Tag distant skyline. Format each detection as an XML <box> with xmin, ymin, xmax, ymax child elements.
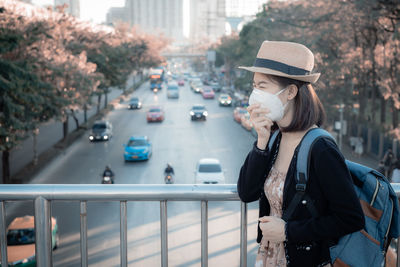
<box><xmin>32</xmin><ymin>0</ymin><xmax>125</xmax><ymax>23</ymax></box>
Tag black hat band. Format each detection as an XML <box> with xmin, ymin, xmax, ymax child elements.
<box><xmin>253</xmin><ymin>58</ymin><xmax>310</xmax><ymax>76</ymax></box>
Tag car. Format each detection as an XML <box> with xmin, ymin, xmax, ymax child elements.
<box><xmin>147</xmin><ymin>106</ymin><xmax>165</xmax><ymax>122</ymax></box>
<box><xmin>128</xmin><ymin>97</ymin><xmax>142</xmax><ymax>109</ymax></box>
<box><xmin>218</xmin><ymin>94</ymin><xmax>232</xmax><ymax>106</ymax></box>
<box><xmin>195</xmin><ymin>158</ymin><xmax>225</xmax><ymax>184</ymax></box>
<box><xmin>201</xmin><ymin>87</ymin><xmax>215</xmax><ymax>99</ymax></box>
<box><xmin>191</xmin><ymin>81</ymin><xmax>203</xmax><ymax>93</ymax></box>
<box><xmin>5</xmin><ymin>215</ymin><xmax>58</xmax><ymax>266</ymax></box>
<box><xmin>209</xmin><ymin>82</ymin><xmax>222</xmax><ymax>92</ymax></box>
<box><xmin>177</xmin><ymin>79</ymin><xmax>185</xmax><ymax>86</ymax></box>
<box><xmin>89</xmin><ymin>121</ymin><xmax>113</xmax><ymax>141</ymax></box>
<box><xmin>241</xmin><ymin>112</ymin><xmax>253</xmax><ymax>131</ymax></box>
<box><xmin>190</xmin><ymin>105</ymin><xmax>208</xmax><ymax>121</ymax></box>
<box><xmin>233</xmin><ymin>107</ymin><xmax>247</xmax><ymax>123</ymax></box>
<box><xmin>124</xmin><ymin>136</ymin><xmax>152</xmax><ymax>161</ymax></box>
<box><xmin>167</xmin><ymin>83</ymin><xmax>179</xmax><ymax>99</ymax></box>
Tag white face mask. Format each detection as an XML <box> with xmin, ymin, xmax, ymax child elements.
<box><xmin>248</xmin><ymin>88</ymin><xmax>288</xmax><ymax>122</ymax></box>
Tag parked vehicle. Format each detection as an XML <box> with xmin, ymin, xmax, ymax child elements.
<box><xmin>147</xmin><ymin>106</ymin><xmax>165</xmax><ymax>122</ymax></box>
<box><xmin>128</xmin><ymin>97</ymin><xmax>142</xmax><ymax>109</ymax></box>
<box><xmin>5</xmin><ymin>216</ymin><xmax>58</xmax><ymax>266</ymax></box>
<box><xmin>89</xmin><ymin>121</ymin><xmax>112</xmax><ymax>141</ymax></box>
<box><xmin>195</xmin><ymin>158</ymin><xmax>225</xmax><ymax>184</ymax></box>
<box><xmin>190</xmin><ymin>105</ymin><xmax>208</xmax><ymax>121</ymax></box>
<box><xmin>124</xmin><ymin>136</ymin><xmax>152</xmax><ymax>161</ymax></box>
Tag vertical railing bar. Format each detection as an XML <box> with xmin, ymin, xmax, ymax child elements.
<box><xmin>160</xmin><ymin>200</ymin><xmax>168</xmax><ymax>267</ymax></box>
<box><xmin>34</xmin><ymin>196</ymin><xmax>52</xmax><ymax>267</ymax></box>
<box><xmin>201</xmin><ymin>200</ymin><xmax>208</xmax><ymax>267</ymax></box>
<box><xmin>120</xmin><ymin>201</ymin><xmax>127</xmax><ymax>267</ymax></box>
<box><xmin>240</xmin><ymin>202</ymin><xmax>247</xmax><ymax>267</ymax></box>
<box><xmin>80</xmin><ymin>201</ymin><xmax>88</xmax><ymax>267</ymax></box>
<box><xmin>0</xmin><ymin>201</ymin><xmax>7</xmax><ymax>267</ymax></box>
<box><xmin>396</xmin><ymin>237</ymin><xmax>400</xmax><ymax>267</ymax></box>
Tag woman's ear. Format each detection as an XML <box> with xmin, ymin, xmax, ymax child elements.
<box><xmin>287</xmin><ymin>84</ymin><xmax>298</xmax><ymax>100</ymax></box>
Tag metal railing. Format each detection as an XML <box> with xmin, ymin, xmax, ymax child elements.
<box><xmin>0</xmin><ymin>184</ymin><xmax>246</xmax><ymax>267</ymax></box>
<box><xmin>1</xmin><ymin>183</ymin><xmax>400</xmax><ymax>267</ymax></box>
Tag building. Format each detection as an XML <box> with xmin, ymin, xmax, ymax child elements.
<box><xmin>106</xmin><ymin>7</ymin><xmax>128</xmax><ymax>26</ymax></box>
<box><xmin>189</xmin><ymin>0</ymin><xmax>225</xmax><ymax>43</ymax></box>
<box><xmin>125</xmin><ymin>0</ymin><xmax>183</xmax><ymax>41</ymax></box>
<box><xmin>225</xmin><ymin>0</ymin><xmax>265</xmax><ymax>17</ymax></box>
<box><xmin>54</xmin><ymin>0</ymin><xmax>80</xmax><ymax>18</ymax></box>
<box><xmin>225</xmin><ymin>0</ymin><xmax>266</xmax><ymax>32</ymax></box>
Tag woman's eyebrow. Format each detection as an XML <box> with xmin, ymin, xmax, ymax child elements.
<box><xmin>253</xmin><ymin>81</ymin><xmax>268</xmax><ymax>86</ymax></box>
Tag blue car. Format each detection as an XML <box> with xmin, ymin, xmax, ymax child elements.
<box><xmin>124</xmin><ymin>136</ymin><xmax>152</xmax><ymax>161</ymax></box>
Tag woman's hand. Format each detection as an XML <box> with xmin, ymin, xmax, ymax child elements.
<box><xmin>248</xmin><ymin>104</ymin><xmax>274</xmax><ymax>150</ymax></box>
<box><xmin>259</xmin><ymin>216</ymin><xmax>286</xmax><ymax>243</ymax></box>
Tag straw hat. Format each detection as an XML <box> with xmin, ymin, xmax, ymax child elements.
<box><xmin>239</xmin><ymin>41</ymin><xmax>320</xmax><ymax>83</ymax></box>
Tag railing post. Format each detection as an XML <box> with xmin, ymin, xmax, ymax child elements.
<box><xmin>80</xmin><ymin>201</ymin><xmax>88</xmax><ymax>267</ymax></box>
<box><xmin>120</xmin><ymin>201</ymin><xmax>127</xmax><ymax>267</ymax></box>
<box><xmin>0</xmin><ymin>201</ymin><xmax>7</xmax><ymax>267</ymax></box>
<box><xmin>240</xmin><ymin>202</ymin><xmax>247</xmax><ymax>267</ymax></box>
<box><xmin>34</xmin><ymin>196</ymin><xmax>52</xmax><ymax>267</ymax></box>
<box><xmin>397</xmin><ymin>237</ymin><xmax>400</xmax><ymax>267</ymax></box>
<box><xmin>160</xmin><ymin>200</ymin><xmax>168</xmax><ymax>267</ymax></box>
<box><xmin>201</xmin><ymin>200</ymin><xmax>208</xmax><ymax>267</ymax></box>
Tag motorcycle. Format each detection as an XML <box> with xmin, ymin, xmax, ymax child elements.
<box><xmin>102</xmin><ymin>175</ymin><xmax>114</xmax><ymax>184</ymax></box>
<box><xmin>153</xmin><ymin>88</ymin><xmax>159</xmax><ymax>94</ymax></box>
<box><xmin>164</xmin><ymin>173</ymin><xmax>174</xmax><ymax>184</ymax></box>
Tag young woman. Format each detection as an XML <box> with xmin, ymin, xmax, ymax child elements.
<box><xmin>237</xmin><ymin>41</ymin><xmax>364</xmax><ymax>267</ymax></box>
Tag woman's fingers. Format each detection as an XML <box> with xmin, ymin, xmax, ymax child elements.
<box><xmin>249</xmin><ymin>106</ymin><xmax>270</xmax><ymax>120</ymax></box>
<box><xmin>251</xmin><ymin>116</ymin><xmax>273</xmax><ymax>128</ymax></box>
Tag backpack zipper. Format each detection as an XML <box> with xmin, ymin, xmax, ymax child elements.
<box><xmin>370</xmin><ymin>180</ymin><xmax>380</xmax><ymax>206</ymax></box>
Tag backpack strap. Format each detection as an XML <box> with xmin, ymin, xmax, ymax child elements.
<box><xmin>267</xmin><ymin>130</ymin><xmax>280</xmax><ymax>152</ymax></box>
<box><xmin>282</xmin><ymin>128</ymin><xmax>336</xmax><ymax>221</ymax></box>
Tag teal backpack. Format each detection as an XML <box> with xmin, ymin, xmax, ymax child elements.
<box><xmin>268</xmin><ymin>128</ymin><xmax>400</xmax><ymax>266</ymax></box>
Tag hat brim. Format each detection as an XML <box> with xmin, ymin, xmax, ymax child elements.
<box><xmin>238</xmin><ymin>66</ymin><xmax>320</xmax><ymax>83</ymax></box>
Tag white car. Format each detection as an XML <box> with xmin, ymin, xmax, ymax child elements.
<box><xmin>195</xmin><ymin>158</ymin><xmax>225</xmax><ymax>184</ymax></box>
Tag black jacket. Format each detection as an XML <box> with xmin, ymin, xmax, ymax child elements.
<box><xmin>237</xmin><ymin>133</ymin><xmax>365</xmax><ymax>267</ymax></box>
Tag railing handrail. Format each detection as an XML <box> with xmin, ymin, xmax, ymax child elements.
<box><xmin>0</xmin><ymin>184</ymin><xmax>245</xmax><ymax>267</ymax></box>
<box><xmin>1</xmin><ymin>183</ymin><xmax>400</xmax><ymax>267</ymax></box>
<box><xmin>0</xmin><ymin>184</ymin><xmax>240</xmax><ymax>201</ymax></box>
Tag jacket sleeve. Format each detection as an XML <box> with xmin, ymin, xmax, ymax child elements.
<box><xmin>237</xmin><ymin>142</ymin><xmax>272</xmax><ymax>203</ymax></box>
<box><xmin>286</xmin><ymin>139</ymin><xmax>365</xmax><ymax>242</ymax></box>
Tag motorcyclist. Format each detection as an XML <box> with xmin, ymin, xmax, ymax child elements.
<box><xmin>103</xmin><ymin>165</ymin><xmax>115</xmax><ymax>183</ymax></box>
<box><xmin>164</xmin><ymin>163</ymin><xmax>174</xmax><ymax>175</ymax></box>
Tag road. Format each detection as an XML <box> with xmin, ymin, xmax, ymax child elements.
<box><xmin>2</xmin><ymin>74</ymin><xmax>139</xmax><ymax>179</ymax></box>
<box><xmin>5</xmin><ymin>81</ymin><xmax>261</xmax><ymax>266</ymax></box>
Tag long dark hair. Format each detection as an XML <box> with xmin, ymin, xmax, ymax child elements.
<box><xmin>268</xmin><ymin>75</ymin><xmax>326</xmax><ymax>132</ymax></box>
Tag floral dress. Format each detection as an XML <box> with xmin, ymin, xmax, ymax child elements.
<box><xmin>255</xmin><ymin>166</ymin><xmax>287</xmax><ymax>267</ymax></box>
